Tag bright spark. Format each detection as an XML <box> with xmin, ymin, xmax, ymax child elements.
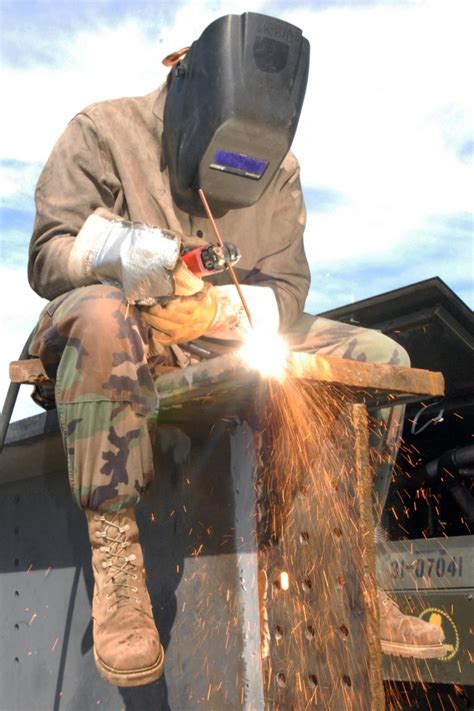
<box><xmin>239</xmin><ymin>332</ymin><xmax>289</xmax><ymax>380</ymax></box>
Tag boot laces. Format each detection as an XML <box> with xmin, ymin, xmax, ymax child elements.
<box><xmin>95</xmin><ymin>514</ymin><xmax>139</xmax><ymax>607</ymax></box>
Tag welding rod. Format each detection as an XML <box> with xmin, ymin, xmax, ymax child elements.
<box><xmin>197</xmin><ymin>188</ymin><xmax>254</xmax><ymax>329</ymax></box>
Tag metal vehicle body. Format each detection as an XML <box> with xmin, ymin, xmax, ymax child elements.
<box><xmin>1</xmin><ymin>276</ymin><xmax>472</xmax><ymax>709</ymax></box>
<box><xmin>322</xmin><ymin>277</ymin><xmax>474</xmax><ymax>709</ymax></box>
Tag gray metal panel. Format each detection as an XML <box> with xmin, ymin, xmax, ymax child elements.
<box><xmin>0</xmin><ymin>421</ymin><xmax>262</xmax><ymax>710</ymax></box>
<box><xmin>0</xmin><ymin>411</ymin><xmax>62</xmax><ymax>485</ymax></box>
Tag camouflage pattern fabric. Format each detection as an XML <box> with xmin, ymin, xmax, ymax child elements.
<box><xmin>30</xmin><ymin>286</ymin><xmax>409</xmax><ymax>515</ymax></box>
<box><xmin>30</xmin><ymin>285</ymin><xmax>173</xmax><ymax>511</ymax></box>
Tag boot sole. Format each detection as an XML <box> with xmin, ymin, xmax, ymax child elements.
<box><xmin>381</xmin><ymin>639</ymin><xmax>450</xmax><ymax>659</ymax></box>
<box><xmin>93</xmin><ymin>644</ymin><xmax>165</xmax><ymax>687</ymax></box>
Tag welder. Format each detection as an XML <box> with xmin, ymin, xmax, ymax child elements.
<box><xmin>27</xmin><ymin>12</ymin><xmax>446</xmax><ymax>687</ymax></box>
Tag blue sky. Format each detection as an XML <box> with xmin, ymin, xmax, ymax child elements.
<box><xmin>0</xmin><ymin>0</ymin><xmax>472</xmax><ymax>420</ymax></box>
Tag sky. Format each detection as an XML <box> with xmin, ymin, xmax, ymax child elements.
<box><xmin>0</xmin><ymin>0</ymin><xmax>473</xmax><ymax>421</ymax></box>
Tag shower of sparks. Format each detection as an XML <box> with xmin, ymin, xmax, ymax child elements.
<box><xmin>255</xmin><ymin>373</ymin><xmax>355</xmax><ymax>542</ymax></box>
<box><xmin>151</xmin><ymin>342</ymin><xmax>458</xmax><ymax>706</ymax></box>
<box><xmin>253</xmin><ymin>372</ymin><xmax>387</xmax><ymax>707</ymax></box>
<box><xmin>239</xmin><ymin>332</ymin><xmax>289</xmax><ymax>380</ymax></box>
<box><xmin>249</xmin><ymin>356</ymin><xmax>447</xmax><ymax>707</ymax></box>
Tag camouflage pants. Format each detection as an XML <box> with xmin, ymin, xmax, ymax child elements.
<box><xmin>30</xmin><ymin>285</ymin><xmax>409</xmax><ymax>514</ymax></box>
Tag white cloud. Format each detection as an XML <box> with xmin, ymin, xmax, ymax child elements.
<box><xmin>291</xmin><ymin>2</ymin><xmax>473</xmax><ymax>242</ymax></box>
<box><xmin>0</xmin><ymin>161</ymin><xmax>41</xmax><ymax>211</ymax></box>
<box><xmin>0</xmin><ymin>0</ymin><xmax>267</xmax><ymax>162</ymax></box>
<box><xmin>2</xmin><ymin>1</ymin><xmax>472</xmax><ymax>202</ymax></box>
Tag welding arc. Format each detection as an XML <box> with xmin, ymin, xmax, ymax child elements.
<box><xmin>197</xmin><ymin>188</ymin><xmax>254</xmax><ymax>329</ymax></box>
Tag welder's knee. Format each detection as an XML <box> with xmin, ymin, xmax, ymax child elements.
<box><xmin>59</xmin><ymin>284</ymin><xmax>126</xmax><ymax>341</ymax></box>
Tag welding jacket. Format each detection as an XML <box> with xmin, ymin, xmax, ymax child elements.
<box><xmin>28</xmin><ymin>84</ymin><xmax>310</xmax><ymax>331</ymax></box>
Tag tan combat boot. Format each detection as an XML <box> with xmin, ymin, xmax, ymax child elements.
<box><xmin>378</xmin><ymin>588</ymin><xmax>448</xmax><ymax>659</ymax></box>
<box><xmin>85</xmin><ymin>508</ymin><xmax>164</xmax><ymax>686</ymax></box>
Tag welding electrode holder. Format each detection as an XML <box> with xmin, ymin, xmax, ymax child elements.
<box><xmin>181</xmin><ymin>243</ymin><xmax>240</xmax><ymax>277</ymax></box>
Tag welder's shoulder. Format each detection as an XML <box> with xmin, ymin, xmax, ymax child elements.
<box><xmin>263</xmin><ymin>152</ymin><xmax>301</xmax><ymax>199</ymax></box>
<box><xmin>280</xmin><ymin>151</ymin><xmax>301</xmax><ymax>178</ymax></box>
<box><xmin>70</xmin><ymin>89</ymin><xmax>161</xmax><ymax>132</ymax></box>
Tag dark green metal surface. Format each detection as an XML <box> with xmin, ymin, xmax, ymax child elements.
<box><xmin>377</xmin><ymin>538</ymin><xmax>474</xmax><ymax>685</ymax></box>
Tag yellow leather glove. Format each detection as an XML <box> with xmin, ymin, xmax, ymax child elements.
<box><xmin>140</xmin><ymin>283</ymin><xmax>218</xmax><ymax>345</ymax></box>
<box><xmin>172</xmin><ymin>258</ymin><xmax>205</xmax><ymax>297</ymax></box>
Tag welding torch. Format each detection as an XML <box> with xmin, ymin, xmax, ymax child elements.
<box><xmin>180</xmin><ymin>188</ymin><xmax>254</xmax><ymax>331</ymax></box>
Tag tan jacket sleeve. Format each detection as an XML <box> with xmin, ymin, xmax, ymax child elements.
<box><xmin>249</xmin><ymin>156</ymin><xmax>310</xmax><ymax>332</ymax></box>
<box><xmin>28</xmin><ymin>113</ymin><xmax>119</xmax><ymax>300</ymax></box>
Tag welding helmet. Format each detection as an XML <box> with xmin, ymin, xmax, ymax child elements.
<box><xmin>162</xmin><ymin>12</ymin><xmax>310</xmax><ymax>217</ymax></box>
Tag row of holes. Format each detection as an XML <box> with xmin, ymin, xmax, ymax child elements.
<box><xmin>301</xmin><ymin>480</ymin><xmax>347</xmax><ymax>495</ymax></box>
<box><xmin>274</xmin><ymin>623</ymin><xmax>349</xmax><ymax>642</ymax></box>
<box><xmin>276</xmin><ymin>672</ymin><xmax>352</xmax><ymax>689</ymax></box>
<box><xmin>13</xmin><ymin>493</ymin><xmax>20</xmax><ymax>608</ymax></box>
<box><xmin>299</xmin><ymin>528</ymin><xmax>343</xmax><ymax>544</ymax></box>
<box><xmin>14</xmin><ymin>590</ymin><xmax>20</xmax><ymax>664</ymax></box>
<box><xmin>273</xmin><ymin>529</ymin><xmax>345</xmax><ymax>594</ymax></box>
<box><xmin>14</xmin><ymin>537</ymin><xmax>21</xmax><ymax>667</ymax></box>
<box><xmin>13</xmin><ymin>496</ymin><xmax>33</xmax><ymax>665</ymax></box>
<box><xmin>12</xmin><ymin>491</ymin><xmax>20</xmax><ymax>670</ymax></box>
<box><xmin>273</xmin><ymin>575</ymin><xmax>347</xmax><ymax>592</ymax></box>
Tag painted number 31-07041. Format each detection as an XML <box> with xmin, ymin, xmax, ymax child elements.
<box><xmin>390</xmin><ymin>556</ymin><xmax>463</xmax><ymax>579</ymax></box>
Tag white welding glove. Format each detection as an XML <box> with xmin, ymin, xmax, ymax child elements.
<box><xmin>206</xmin><ymin>284</ymin><xmax>280</xmax><ymax>340</ymax></box>
<box><xmin>67</xmin><ymin>208</ymin><xmax>182</xmax><ymax>304</ymax></box>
